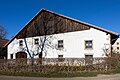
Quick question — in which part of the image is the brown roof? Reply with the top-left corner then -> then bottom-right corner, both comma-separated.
0,39 -> 9,47
44,9 -> 119,35
4,8 -> 119,47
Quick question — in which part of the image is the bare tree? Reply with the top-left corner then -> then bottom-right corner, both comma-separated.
102,44 -> 120,70
0,25 -> 7,39
0,25 -> 8,59
21,11 -> 65,65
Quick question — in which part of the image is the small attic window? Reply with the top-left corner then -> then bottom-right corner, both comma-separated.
85,40 -> 93,49
106,33 -> 108,35
117,42 -> 119,45
58,40 -> 64,48
34,38 -> 39,45
117,47 -> 119,50
19,40 -> 23,46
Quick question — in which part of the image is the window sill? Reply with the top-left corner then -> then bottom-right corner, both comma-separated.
57,48 -> 64,50
84,48 -> 93,50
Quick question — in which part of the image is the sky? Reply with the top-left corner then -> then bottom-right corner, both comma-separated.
0,0 -> 120,39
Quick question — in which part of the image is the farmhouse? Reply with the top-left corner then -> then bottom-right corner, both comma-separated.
5,9 -> 119,60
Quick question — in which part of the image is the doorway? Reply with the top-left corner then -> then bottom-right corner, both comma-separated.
16,52 -> 27,64
16,52 -> 27,59
85,55 -> 93,65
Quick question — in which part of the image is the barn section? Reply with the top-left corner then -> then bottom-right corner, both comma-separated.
16,9 -> 90,39
6,9 -> 119,60
0,39 -> 9,59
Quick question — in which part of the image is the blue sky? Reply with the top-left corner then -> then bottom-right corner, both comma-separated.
0,0 -> 120,39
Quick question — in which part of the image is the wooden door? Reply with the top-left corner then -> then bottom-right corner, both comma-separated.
85,55 -> 93,65
16,52 -> 27,59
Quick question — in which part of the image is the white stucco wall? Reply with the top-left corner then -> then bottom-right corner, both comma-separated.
112,38 -> 120,53
7,28 -> 111,59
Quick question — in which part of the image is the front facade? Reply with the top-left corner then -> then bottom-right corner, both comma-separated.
6,9 -> 119,60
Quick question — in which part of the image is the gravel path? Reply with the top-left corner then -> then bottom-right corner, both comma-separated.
0,74 -> 120,80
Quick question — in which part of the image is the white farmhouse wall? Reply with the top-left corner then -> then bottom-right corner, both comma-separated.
8,28 -> 110,59
112,38 -> 120,53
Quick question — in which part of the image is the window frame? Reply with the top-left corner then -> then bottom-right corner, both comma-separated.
84,40 -> 93,49
85,55 -> 93,65
58,55 -> 63,58
19,40 -> 23,46
10,54 -> 13,59
117,47 -> 119,50
58,55 -> 64,62
117,42 -> 119,45
34,38 -> 39,45
58,40 -> 64,49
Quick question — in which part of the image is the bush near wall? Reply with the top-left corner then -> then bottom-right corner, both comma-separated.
0,57 -> 119,73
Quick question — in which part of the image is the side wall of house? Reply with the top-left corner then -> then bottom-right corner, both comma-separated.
7,28 -> 110,59
112,38 -> 120,53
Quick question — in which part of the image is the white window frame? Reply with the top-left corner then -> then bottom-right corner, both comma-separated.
85,40 -> 93,49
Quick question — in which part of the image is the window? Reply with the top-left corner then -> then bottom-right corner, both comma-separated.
85,40 -> 93,49
10,54 -> 13,59
34,38 -> 39,45
117,42 -> 119,45
58,55 -> 63,58
19,40 -> 23,46
58,40 -> 63,48
111,47 -> 113,50
85,55 -> 93,65
117,47 -> 119,50
58,55 -> 64,62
